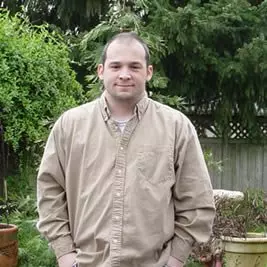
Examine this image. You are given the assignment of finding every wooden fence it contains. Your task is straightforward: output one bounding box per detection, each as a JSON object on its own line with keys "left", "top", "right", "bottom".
{"left": 200, "top": 138, "right": 267, "bottom": 191}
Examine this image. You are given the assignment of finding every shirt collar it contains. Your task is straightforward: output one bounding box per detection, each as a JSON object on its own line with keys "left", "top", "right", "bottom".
{"left": 99, "top": 92, "right": 149, "bottom": 122}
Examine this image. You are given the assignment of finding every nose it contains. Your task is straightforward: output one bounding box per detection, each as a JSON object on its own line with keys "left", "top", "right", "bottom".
{"left": 119, "top": 69, "right": 131, "bottom": 80}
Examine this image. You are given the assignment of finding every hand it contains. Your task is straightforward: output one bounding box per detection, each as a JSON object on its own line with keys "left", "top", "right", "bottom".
{"left": 165, "top": 256, "right": 184, "bottom": 267}
{"left": 57, "top": 252, "right": 77, "bottom": 267}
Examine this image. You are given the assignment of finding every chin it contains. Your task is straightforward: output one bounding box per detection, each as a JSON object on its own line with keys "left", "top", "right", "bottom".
{"left": 116, "top": 93, "right": 135, "bottom": 100}
{"left": 106, "top": 88, "right": 144, "bottom": 101}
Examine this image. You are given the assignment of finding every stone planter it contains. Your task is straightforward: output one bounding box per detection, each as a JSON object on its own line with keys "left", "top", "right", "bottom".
{"left": 221, "top": 232, "right": 267, "bottom": 267}
{"left": 0, "top": 223, "right": 18, "bottom": 267}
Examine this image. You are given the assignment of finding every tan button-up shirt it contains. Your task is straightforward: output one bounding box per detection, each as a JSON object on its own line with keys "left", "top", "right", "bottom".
{"left": 37, "top": 94, "right": 215, "bottom": 267}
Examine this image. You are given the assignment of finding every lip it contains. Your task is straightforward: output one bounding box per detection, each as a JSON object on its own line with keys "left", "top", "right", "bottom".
{"left": 115, "top": 84, "right": 134, "bottom": 87}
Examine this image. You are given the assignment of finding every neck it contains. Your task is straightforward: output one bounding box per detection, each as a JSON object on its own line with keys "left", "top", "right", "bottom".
{"left": 104, "top": 91, "right": 145, "bottom": 120}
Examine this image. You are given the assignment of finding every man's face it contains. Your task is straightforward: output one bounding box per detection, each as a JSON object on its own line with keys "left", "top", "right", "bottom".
{"left": 97, "top": 39, "right": 153, "bottom": 102}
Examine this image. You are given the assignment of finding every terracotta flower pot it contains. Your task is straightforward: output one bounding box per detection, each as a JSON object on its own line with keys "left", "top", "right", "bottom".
{"left": 221, "top": 232, "right": 267, "bottom": 267}
{"left": 0, "top": 223, "right": 18, "bottom": 267}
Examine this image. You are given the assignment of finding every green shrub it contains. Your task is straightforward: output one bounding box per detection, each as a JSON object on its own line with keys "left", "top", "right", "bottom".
{"left": 4, "top": 174, "right": 56, "bottom": 267}
{"left": 0, "top": 10, "right": 84, "bottom": 166}
{"left": 9, "top": 193, "right": 56, "bottom": 267}
{"left": 185, "top": 256, "right": 203, "bottom": 267}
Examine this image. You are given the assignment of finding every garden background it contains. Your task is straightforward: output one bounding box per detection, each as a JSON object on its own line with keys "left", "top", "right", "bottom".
{"left": 0, "top": 0, "right": 266, "bottom": 266}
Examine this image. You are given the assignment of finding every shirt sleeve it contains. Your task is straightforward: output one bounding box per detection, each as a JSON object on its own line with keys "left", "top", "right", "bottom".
{"left": 37, "top": 115, "right": 76, "bottom": 259}
{"left": 171, "top": 116, "right": 216, "bottom": 263}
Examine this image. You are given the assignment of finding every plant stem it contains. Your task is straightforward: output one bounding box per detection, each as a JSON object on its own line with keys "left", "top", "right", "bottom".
{"left": 4, "top": 179, "right": 7, "bottom": 201}
{"left": 4, "top": 180, "right": 9, "bottom": 224}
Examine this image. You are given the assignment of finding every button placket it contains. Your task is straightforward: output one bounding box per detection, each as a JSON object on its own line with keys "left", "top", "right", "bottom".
{"left": 110, "top": 118, "right": 138, "bottom": 267}
{"left": 110, "top": 144, "right": 125, "bottom": 266}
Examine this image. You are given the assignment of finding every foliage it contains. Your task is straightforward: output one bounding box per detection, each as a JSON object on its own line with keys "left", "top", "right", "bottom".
{"left": 0, "top": 10, "right": 83, "bottom": 168}
{"left": 0, "top": 0, "right": 109, "bottom": 31}
{"left": 9, "top": 194, "right": 56, "bottom": 267}
{"left": 1, "top": 0, "right": 265, "bottom": 30}
{"left": 214, "top": 189, "right": 267, "bottom": 237}
{"left": 185, "top": 256, "right": 203, "bottom": 267}
{"left": 2, "top": 171, "right": 56, "bottom": 265}
{"left": 0, "top": 165, "right": 36, "bottom": 223}
{"left": 203, "top": 149, "right": 223, "bottom": 174}
{"left": 78, "top": 0, "right": 267, "bottom": 138}
{"left": 18, "top": 224, "right": 56, "bottom": 267}
{"left": 2, "top": 0, "right": 266, "bottom": 138}
{"left": 0, "top": 198, "right": 16, "bottom": 224}
{"left": 1, "top": 173, "right": 57, "bottom": 266}
{"left": 191, "top": 189, "right": 267, "bottom": 264}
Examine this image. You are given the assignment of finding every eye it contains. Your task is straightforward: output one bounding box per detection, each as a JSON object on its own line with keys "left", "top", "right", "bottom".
{"left": 110, "top": 65, "right": 120, "bottom": 70}
{"left": 131, "top": 65, "right": 141, "bottom": 70}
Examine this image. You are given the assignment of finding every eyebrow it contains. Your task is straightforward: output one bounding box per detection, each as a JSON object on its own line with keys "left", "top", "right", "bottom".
{"left": 108, "top": 61, "right": 143, "bottom": 65}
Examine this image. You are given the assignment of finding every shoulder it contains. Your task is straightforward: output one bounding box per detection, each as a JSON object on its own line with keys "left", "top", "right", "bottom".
{"left": 62, "top": 99, "right": 99, "bottom": 122}
{"left": 52, "top": 99, "right": 99, "bottom": 132}
{"left": 148, "top": 98, "right": 193, "bottom": 126}
{"left": 148, "top": 98, "right": 198, "bottom": 139}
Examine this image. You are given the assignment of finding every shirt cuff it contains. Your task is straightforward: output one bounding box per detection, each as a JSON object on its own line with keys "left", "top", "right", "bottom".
{"left": 170, "top": 235, "right": 194, "bottom": 263}
{"left": 49, "top": 235, "right": 76, "bottom": 259}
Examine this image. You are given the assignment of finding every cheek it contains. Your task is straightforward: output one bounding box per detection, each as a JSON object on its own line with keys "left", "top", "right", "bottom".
{"left": 110, "top": 72, "right": 118, "bottom": 79}
{"left": 103, "top": 73, "right": 115, "bottom": 83}
{"left": 103, "top": 74, "right": 118, "bottom": 89}
{"left": 135, "top": 74, "right": 148, "bottom": 84}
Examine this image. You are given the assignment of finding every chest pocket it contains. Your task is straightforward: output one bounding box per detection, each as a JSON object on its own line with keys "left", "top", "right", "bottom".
{"left": 137, "top": 145, "right": 174, "bottom": 185}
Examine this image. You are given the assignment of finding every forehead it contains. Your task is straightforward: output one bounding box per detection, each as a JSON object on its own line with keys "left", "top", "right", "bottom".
{"left": 105, "top": 39, "right": 146, "bottom": 63}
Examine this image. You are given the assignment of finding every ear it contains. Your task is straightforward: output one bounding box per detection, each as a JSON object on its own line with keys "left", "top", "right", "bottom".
{"left": 97, "top": 64, "right": 104, "bottom": 80}
{"left": 146, "top": 65, "right": 153, "bottom": 82}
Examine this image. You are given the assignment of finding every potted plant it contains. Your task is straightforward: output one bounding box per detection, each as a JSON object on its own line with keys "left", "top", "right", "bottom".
{"left": 0, "top": 122, "right": 18, "bottom": 267}
{"left": 216, "top": 189, "right": 267, "bottom": 267}
{"left": 191, "top": 189, "right": 267, "bottom": 267}
{"left": 0, "top": 179, "right": 19, "bottom": 267}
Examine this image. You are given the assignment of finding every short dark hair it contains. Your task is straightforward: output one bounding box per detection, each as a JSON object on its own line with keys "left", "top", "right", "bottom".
{"left": 101, "top": 32, "right": 150, "bottom": 66}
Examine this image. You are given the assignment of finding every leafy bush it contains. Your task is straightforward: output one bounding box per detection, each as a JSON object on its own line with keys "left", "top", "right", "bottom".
{"left": 9, "top": 194, "right": 56, "bottom": 267}
{"left": 3, "top": 173, "right": 56, "bottom": 267}
{"left": 215, "top": 189, "right": 267, "bottom": 236}
{"left": 0, "top": 10, "right": 84, "bottom": 166}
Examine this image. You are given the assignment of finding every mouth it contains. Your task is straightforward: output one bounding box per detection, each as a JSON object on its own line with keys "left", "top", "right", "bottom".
{"left": 115, "top": 84, "right": 134, "bottom": 87}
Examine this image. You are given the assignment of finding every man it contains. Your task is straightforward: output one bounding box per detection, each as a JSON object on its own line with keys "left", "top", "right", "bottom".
{"left": 37, "top": 32, "right": 215, "bottom": 267}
